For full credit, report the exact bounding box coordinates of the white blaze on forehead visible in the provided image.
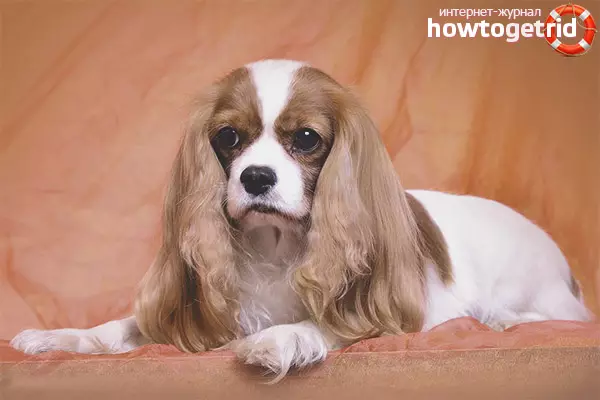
[246,59,307,126]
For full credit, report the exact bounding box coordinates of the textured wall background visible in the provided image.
[0,0,598,339]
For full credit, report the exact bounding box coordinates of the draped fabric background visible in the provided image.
[0,0,598,340]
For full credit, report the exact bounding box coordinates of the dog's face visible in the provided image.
[208,60,335,221]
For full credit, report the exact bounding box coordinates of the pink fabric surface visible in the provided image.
[3,318,600,363]
[2,318,600,399]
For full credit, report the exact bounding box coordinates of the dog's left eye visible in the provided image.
[292,128,321,153]
[215,126,240,149]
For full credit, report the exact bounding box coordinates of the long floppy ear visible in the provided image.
[134,86,238,352]
[294,84,426,341]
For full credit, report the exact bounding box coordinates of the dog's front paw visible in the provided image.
[10,329,105,355]
[231,323,328,383]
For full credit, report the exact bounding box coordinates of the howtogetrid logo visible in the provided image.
[429,3,597,57]
[545,4,596,56]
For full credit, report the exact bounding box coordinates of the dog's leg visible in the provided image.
[486,312,553,331]
[230,320,338,383]
[10,316,149,355]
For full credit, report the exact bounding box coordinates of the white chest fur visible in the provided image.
[236,214,308,335]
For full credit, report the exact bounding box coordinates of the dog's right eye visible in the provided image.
[292,128,321,153]
[216,126,240,149]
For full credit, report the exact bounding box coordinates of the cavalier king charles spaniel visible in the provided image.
[11,59,591,382]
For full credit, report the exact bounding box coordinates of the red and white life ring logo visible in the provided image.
[545,4,597,56]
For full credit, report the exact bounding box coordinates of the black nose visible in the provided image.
[240,166,277,196]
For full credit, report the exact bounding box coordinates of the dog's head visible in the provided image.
[212,60,331,222]
[135,60,429,350]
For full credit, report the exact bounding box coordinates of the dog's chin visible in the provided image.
[229,202,304,226]
[248,203,288,215]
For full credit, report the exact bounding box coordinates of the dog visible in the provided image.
[10,59,591,382]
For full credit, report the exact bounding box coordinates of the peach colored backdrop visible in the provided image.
[0,0,598,340]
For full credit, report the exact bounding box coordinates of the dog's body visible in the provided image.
[11,60,590,382]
